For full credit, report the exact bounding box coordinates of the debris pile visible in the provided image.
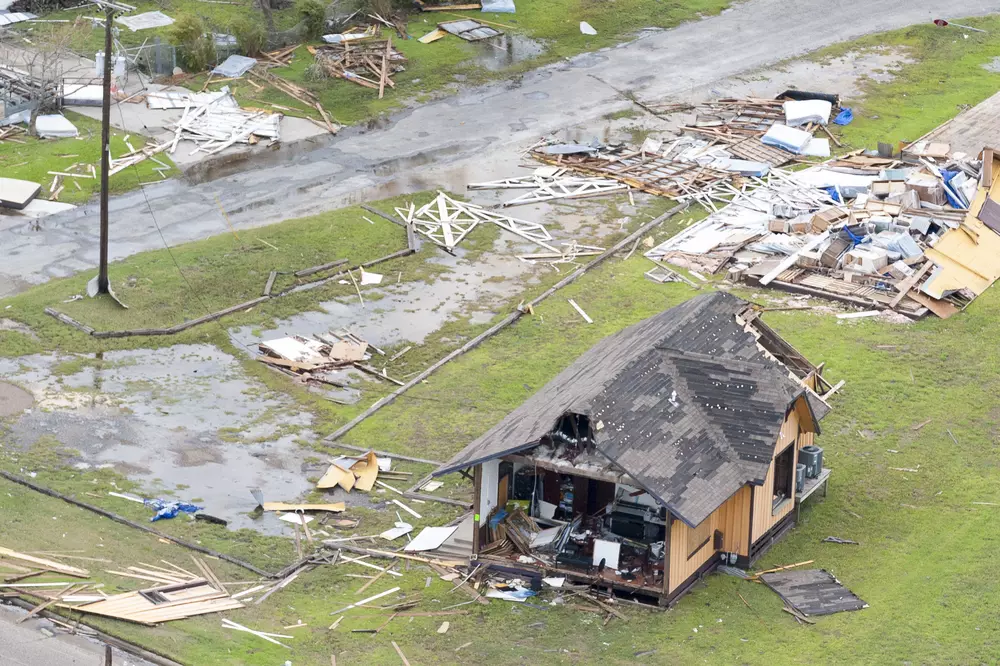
[0,64,57,124]
[167,90,281,156]
[256,330,397,390]
[314,38,406,98]
[683,94,843,163]
[529,140,734,198]
[0,546,245,626]
[645,143,993,318]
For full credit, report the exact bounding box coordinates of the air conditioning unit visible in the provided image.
[800,446,823,478]
[796,464,807,493]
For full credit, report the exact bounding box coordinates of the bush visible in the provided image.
[167,14,216,72]
[232,16,268,57]
[296,0,327,40]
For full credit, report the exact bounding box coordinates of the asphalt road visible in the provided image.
[0,605,158,666]
[2,0,999,297]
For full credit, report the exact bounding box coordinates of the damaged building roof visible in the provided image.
[435,292,824,527]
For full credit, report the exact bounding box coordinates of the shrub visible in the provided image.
[167,14,216,72]
[296,0,327,40]
[232,16,268,57]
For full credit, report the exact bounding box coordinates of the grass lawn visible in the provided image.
[0,111,178,204]
[4,18,1000,666]
[815,14,1000,150]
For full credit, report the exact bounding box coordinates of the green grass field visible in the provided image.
[2,17,1000,666]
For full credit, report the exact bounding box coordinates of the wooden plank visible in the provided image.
[567,299,593,323]
[392,641,411,666]
[18,584,78,623]
[355,559,396,595]
[759,232,831,286]
[378,37,391,100]
[263,502,346,513]
[0,548,88,577]
[888,260,933,309]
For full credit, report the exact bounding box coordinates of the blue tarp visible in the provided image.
[144,498,202,522]
[833,108,854,125]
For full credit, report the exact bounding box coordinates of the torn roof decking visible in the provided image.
[923,91,1000,159]
[761,569,868,617]
[435,292,825,527]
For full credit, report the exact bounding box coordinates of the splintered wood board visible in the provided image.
[263,502,347,512]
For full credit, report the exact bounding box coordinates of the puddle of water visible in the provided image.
[0,345,315,533]
[0,381,32,417]
[230,240,531,352]
[473,33,546,72]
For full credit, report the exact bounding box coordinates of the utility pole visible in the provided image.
[97,3,113,294]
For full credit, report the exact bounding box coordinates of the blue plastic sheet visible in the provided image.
[942,170,964,208]
[833,108,854,126]
[822,186,842,203]
[144,498,202,522]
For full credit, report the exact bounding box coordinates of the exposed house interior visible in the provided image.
[433,292,833,603]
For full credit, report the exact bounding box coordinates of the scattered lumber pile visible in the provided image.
[167,94,281,156]
[42,141,171,199]
[0,125,25,143]
[530,140,734,199]
[257,329,406,392]
[314,38,406,99]
[70,577,242,625]
[261,44,299,67]
[0,545,251,626]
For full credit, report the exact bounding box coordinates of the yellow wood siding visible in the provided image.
[751,407,800,542]
[668,485,751,592]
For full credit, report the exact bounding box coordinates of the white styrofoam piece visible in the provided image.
[403,526,458,552]
[761,124,812,154]
[783,99,833,126]
[35,114,78,138]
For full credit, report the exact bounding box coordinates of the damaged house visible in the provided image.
[433,293,832,603]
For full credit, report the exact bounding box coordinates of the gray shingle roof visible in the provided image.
[434,292,819,526]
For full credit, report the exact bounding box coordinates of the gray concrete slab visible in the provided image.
[1,0,998,296]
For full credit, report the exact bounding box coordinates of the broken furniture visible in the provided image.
[430,293,833,604]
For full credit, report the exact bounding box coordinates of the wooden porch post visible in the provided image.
[472,465,482,557]
[661,514,672,602]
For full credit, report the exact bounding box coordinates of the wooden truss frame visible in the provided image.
[531,150,732,199]
[396,192,559,252]
[469,170,628,207]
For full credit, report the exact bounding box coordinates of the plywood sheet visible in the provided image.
[317,463,355,491]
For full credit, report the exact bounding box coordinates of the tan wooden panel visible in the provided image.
[668,485,751,592]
